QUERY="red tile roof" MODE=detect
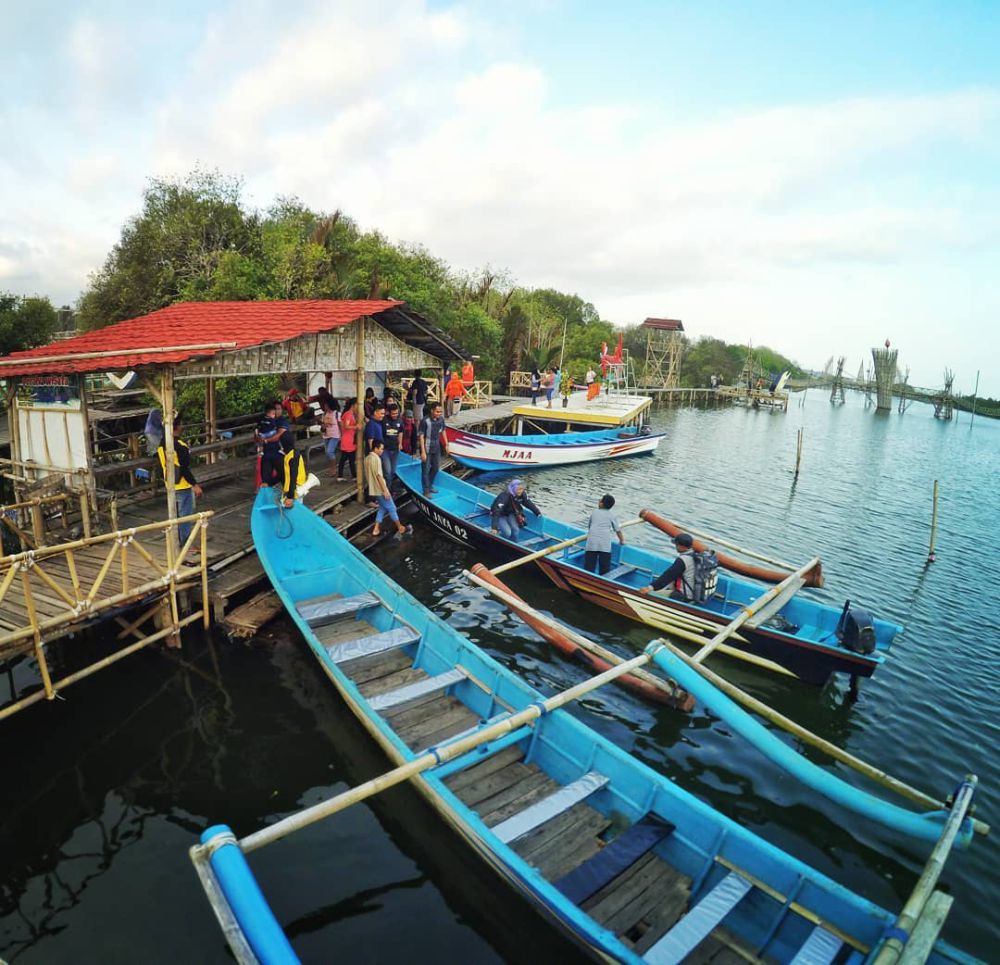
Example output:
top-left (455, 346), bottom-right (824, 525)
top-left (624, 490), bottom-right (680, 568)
top-left (641, 317), bottom-right (684, 332)
top-left (0, 300), bottom-right (402, 376)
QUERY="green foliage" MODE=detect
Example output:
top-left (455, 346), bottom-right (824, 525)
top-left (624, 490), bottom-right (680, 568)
top-left (0, 292), bottom-right (59, 355)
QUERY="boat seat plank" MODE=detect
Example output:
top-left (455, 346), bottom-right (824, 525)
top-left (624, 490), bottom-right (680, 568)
top-left (644, 872), bottom-right (752, 964)
top-left (329, 626), bottom-right (420, 664)
top-left (455, 761), bottom-right (537, 808)
top-left (314, 618), bottom-right (379, 648)
top-left (358, 666), bottom-right (427, 698)
top-left (512, 803), bottom-right (611, 863)
top-left (492, 771), bottom-right (609, 844)
top-left (393, 698), bottom-right (478, 748)
top-left (790, 925), bottom-right (844, 965)
top-left (297, 591), bottom-right (379, 627)
top-left (520, 535), bottom-right (551, 548)
top-left (603, 563), bottom-right (638, 582)
top-left (555, 815), bottom-right (674, 905)
top-left (527, 818), bottom-right (606, 883)
top-left (675, 933), bottom-right (749, 964)
top-left (386, 693), bottom-right (467, 734)
top-left (367, 668), bottom-right (466, 712)
top-left (479, 773), bottom-right (560, 827)
top-left (443, 745), bottom-right (525, 794)
top-left (342, 649), bottom-right (413, 686)
top-left (465, 509), bottom-right (491, 520)
top-left (585, 853), bottom-right (687, 933)
top-left (744, 577), bottom-right (806, 629)
top-left (411, 711), bottom-right (484, 754)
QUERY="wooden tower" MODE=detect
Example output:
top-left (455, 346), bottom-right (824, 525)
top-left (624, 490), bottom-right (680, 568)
top-left (830, 356), bottom-right (846, 405)
top-left (871, 341), bottom-right (897, 411)
top-left (639, 318), bottom-right (684, 388)
top-left (933, 369), bottom-right (955, 420)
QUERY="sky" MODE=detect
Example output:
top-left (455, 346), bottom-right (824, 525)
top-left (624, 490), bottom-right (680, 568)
top-left (1, 0), bottom-right (998, 395)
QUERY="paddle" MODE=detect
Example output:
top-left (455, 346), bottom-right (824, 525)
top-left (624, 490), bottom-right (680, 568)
top-left (490, 518), bottom-right (645, 576)
top-left (238, 651), bottom-right (653, 855)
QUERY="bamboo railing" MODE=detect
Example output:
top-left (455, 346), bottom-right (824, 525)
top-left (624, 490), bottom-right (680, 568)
top-left (0, 510), bottom-right (213, 722)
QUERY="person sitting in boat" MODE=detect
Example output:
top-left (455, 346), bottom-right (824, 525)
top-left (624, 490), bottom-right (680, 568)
top-left (584, 494), bottom-right (625, 575)
top-left (490, 480), bottom-right (542, 542)
top-left (639, 532), bottom-right (697, 599)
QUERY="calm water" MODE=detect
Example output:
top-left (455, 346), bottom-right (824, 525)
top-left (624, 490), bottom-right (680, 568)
top-left (2, 392), bottom-right (998, 961)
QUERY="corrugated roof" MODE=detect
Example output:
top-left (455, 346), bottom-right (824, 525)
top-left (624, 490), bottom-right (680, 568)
top-left (641, 317), bottom-right (684, 332)
top-left (0, 300), bottom-right (404, 376)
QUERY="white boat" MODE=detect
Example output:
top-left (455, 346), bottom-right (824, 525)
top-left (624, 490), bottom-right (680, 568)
top-left (446, 425), bottom-right (664, 471)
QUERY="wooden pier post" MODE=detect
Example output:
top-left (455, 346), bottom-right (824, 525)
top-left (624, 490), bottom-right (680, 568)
top-left (927, 480), bottom-right (939, 563)
top-left (794, 428), bottom-right (803, 478)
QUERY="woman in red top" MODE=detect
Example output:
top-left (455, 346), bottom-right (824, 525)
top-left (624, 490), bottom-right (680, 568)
top-left (337, 398), bottom-right (358, 480)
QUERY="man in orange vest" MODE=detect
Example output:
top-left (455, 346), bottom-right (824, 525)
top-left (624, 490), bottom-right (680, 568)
top-left (462, 359), bottom-right (474, 387)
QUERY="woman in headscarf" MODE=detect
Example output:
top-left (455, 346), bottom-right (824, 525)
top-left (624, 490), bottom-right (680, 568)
top-left (489, 479), bottom-right (542, 542)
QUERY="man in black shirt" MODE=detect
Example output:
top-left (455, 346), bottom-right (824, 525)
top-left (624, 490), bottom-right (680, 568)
top-left (640, 533), bottom-right (696, 599)
top-left (381, 400), bottom-right (403, 489)
top-left (406, 369), bottom-right (429, 426)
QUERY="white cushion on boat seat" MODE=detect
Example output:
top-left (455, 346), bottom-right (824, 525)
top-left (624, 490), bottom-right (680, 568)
top-left (329, 626), bottom-right (420, 664)
top-left (789, 925), bottom-right (843, 965)
top-left (603, 563), bottom-right (637, 581)
top-left (492, 771), bottom-right (609, 844)
top-left (297, 591), bottom-right (379, 627)
top-left (645, 871), bottom-right (752, 964)
top-left (367, 668), bottom-right (466, 712)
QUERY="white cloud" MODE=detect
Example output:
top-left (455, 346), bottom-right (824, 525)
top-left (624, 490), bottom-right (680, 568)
top-left (1, 1), bottom-right (998, 391)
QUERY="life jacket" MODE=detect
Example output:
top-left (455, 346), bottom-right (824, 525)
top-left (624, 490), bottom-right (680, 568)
top-left (677, 550), bottom-right (719, 603)
top-left (282, 449), bottom-right (307, 498)
top-left (157, 439), bottom-right (192, 490)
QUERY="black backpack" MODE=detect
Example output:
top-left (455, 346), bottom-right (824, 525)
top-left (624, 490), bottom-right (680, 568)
top-left (689, 550), bottom-right (719, 603)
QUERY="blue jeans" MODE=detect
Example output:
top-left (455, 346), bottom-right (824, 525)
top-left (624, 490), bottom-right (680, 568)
top-left (382, 449), bottom-right (399, 488)
top-left (497, 515), bottom-right (521, 541)
top-left (375, 495), bottom-right (399, 525)
top-left (176, 487), bottom-right (195, 546)
top-left (421, 450), bottom-right (441, 492)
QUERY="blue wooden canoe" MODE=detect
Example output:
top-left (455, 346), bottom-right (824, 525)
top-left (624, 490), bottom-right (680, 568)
top-left (396, 455), bottom-right (901, 686)
top-left (446, 425), bottom-right (664, 471)
top-left (189, 489), bottom-right (978, 964)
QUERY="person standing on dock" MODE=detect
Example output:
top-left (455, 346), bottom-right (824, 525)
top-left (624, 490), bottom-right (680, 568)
top-left (157, 417), bottom-right (202, 547)
top-left (530, 368), bottom-right (541, 405)
top-left (281, 437), bottom-right (307, 508)
top-left (365, 401), bottom-right (385, 452)
top-left (584, 494), bottom-right (625, 575)
top-left (639, 533), bottom-right (696, 599)
top-left (319, 396), bottom-right (341, 476)
top-left (366, 440), bottom-right (411, 539)
top-left (337, 398), bottom-right (358, 481)
top-left (382, 400), bottom-right (403, 489)
top-left (542, 368), bottom-right (555, 408)
top-left (462, 358), bottom-right (475, 390)
top-left (445, 370), bottom-right (469, 416)
top-left (418, 402), bottom-right (449, 496)
top-left (406, 370), bottom-right (429, 426)
top-left (490, 479), bottom-right (542, 542)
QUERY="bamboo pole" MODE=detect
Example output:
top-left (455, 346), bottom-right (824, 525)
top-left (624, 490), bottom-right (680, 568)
top-left (200, 518), bottom-right (210, 629)
top-left (240, 651), bottom-right (654, 854)
top-left (0, 610), bottom-right (205, 722)
top-left (490, 518), bottom-right (645, 576)
top-left (690, 557), bottom-right (821, 664)
top-left (64, 547), bottom-right (81, 601)
top-left (0, 342), bottom-right (237, 368)
top-left (205, 377), bottom-right (217, 465)
top-left (355, 316), bottom-right (366, 505)
top-left (927, 480), bottom-right (939, 563)
top-left (29, 500), bottom-right (44, 546)
top-left (161, 368), bottom-right (179, 558)
top-left (464, 567), bottom-right (688, 705)
top-left (19, 566), bottom-right (55, 700)
top-left (654, 638), bottom-right (989, 835)
top-left (79, 489), bottom-right (92, 540)
top-left (794, 427), bottom-right (803, 478)
top-left (872, 777), bottom-right (978, 965)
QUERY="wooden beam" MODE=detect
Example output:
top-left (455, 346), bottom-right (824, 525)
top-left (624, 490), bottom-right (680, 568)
top-left (355, 314), bottom-right (365, 504)
top-left (161, 368), bottom-right (179, 558)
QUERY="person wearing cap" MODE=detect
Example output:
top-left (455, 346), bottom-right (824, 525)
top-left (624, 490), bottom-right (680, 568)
top-left (640, 533), bottom-right (697, 599)
top-left (490, 479), bottom-right (542, 542)
top-left (584, 494), bottom-right (625, 575)
top-left (381, 400), bottom-right (403, 488)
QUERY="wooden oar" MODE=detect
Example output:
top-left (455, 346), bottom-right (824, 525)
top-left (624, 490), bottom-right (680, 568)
top-left (489, 517), bottom-right (645, 576)
top-left (465, 566), bottom-right (692, 709)
top-left (653, 637), bottom-right (989, 835)
top-left (239, 651), bottom-right (653, 854)
top-left (690, 557), bottom-right (820, 664)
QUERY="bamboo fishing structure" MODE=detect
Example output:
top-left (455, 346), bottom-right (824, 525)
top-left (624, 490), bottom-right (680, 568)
top-left (794, 427), bottom-right (803, 478)
top-left (927, 480), bottom-right (939, 563)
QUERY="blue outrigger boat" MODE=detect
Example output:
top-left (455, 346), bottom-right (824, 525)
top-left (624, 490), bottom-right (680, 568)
top-left (189, 490), bottom-right (979, 963)
top-left (396, 457), bottom-right (901, 686)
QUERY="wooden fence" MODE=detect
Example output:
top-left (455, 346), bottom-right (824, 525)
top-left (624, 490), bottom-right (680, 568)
top-left (0, 510), bottom-right (213, 722)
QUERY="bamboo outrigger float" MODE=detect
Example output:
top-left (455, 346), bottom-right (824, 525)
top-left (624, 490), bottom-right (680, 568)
top-left (189, 491), bottom-right (984, 964)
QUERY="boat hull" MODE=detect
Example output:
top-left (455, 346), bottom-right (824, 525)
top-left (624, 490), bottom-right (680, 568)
top-left (397, 457), bottom-right (898, 686)
top-left (446, 426), bottom-right (663, 471)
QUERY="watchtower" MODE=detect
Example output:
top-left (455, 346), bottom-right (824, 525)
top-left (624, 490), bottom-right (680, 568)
top-left (871, 342), bottom-right (898, 412)
top-left (933, 369), bottom-right (955, 420)
top-left (639, 318), bottom-right (684, 388)
top-left (830, 356), bottom-right (846, 405)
